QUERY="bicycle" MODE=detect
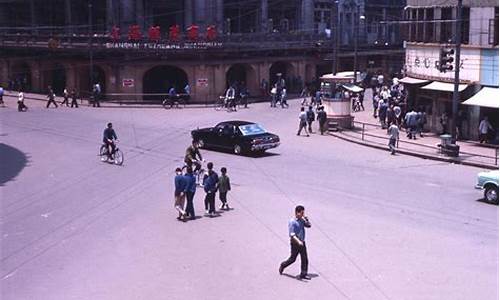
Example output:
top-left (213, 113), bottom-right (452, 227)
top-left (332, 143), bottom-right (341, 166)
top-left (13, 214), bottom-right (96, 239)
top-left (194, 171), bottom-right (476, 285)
top-left (182, 160), bottom-right (206, 187)
top-left (99, 141), bottom-right (124, 165)
top-left (162, 95), bottom-right (185, 109)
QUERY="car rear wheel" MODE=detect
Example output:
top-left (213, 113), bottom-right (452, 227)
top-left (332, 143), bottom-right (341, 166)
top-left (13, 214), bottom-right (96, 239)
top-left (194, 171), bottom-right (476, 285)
top-left (484, 185), bottom-right (498, 204)
top-left (234, 144), bottom-right (242, 155)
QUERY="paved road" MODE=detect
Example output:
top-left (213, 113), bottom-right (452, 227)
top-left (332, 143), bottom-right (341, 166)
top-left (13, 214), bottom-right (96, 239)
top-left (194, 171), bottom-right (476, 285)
top-left (1, 100), bottom-right (498, 300)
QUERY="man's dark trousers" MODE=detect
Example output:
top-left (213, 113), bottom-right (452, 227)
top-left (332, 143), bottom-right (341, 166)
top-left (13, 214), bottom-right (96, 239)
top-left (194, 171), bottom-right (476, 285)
top-left (204, 192), bottom-right (216, 213)
top-left (185, 191), bottom-right (195, 217)
top-left (46, 99), bottom-right (58, 108)
top-left (280, 241), bottom-right (308, 276)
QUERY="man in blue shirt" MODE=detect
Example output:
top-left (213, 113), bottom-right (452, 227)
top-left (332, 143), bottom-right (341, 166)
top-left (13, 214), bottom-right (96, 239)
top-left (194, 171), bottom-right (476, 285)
top-left (279, 205), bottom-right (312, 280)
top-left (174, 167), bottom-right (188, 221)
top-left (184, 166), bottom-right (197, 220)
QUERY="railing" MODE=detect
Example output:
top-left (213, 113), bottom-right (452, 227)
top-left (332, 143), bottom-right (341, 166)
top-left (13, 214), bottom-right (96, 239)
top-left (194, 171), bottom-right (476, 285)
top-left (348, 120), bottom-right (499, 167)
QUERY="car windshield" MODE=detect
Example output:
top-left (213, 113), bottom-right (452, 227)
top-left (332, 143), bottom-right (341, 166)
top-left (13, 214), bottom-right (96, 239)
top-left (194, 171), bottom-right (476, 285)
top-left (238, 124), bottom-right (267, 136)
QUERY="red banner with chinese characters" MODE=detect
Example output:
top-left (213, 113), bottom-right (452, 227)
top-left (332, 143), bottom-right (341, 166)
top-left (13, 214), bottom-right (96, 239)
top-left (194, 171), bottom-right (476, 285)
top-left (187, 24), bottom-right (199, 41)
top-left (128, 25), bottom-right (142, 41)
top-left (148, 26), bottom-right (161, 42)
top-left (206, 25), bottom-right (217, 41)
top-left (110, 26), bottom-right (120, 41)
top-left (169, 25), bottom-right (180, 41)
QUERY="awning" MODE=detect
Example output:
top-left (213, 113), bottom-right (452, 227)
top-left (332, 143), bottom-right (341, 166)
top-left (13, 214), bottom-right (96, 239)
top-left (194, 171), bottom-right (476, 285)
top-left (399, 77), bottom-right (430, 85)
top-left (342, 84), bottom-right (364, 93)
top-left (462, 87), bottom-right (499, 109)
top-left (421, 81), bottom-right (468, 92)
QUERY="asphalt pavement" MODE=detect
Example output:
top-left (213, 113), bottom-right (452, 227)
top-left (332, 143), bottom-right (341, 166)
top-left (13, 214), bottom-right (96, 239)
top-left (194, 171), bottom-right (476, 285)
top-left (1, 98), bottom-right (498, 300)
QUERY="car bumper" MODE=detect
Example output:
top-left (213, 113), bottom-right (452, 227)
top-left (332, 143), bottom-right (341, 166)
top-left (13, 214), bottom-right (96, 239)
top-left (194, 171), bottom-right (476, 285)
top-left (251, 142), bottom-right (280, 151)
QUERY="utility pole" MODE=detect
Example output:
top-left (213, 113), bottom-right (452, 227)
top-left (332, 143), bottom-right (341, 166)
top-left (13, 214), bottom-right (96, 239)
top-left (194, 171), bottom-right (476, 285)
top-left (353, 4), bottom-right (359, 83)
top-left (451, 0), bottom-right (462, 144)
top-left (331, 0), bottom-right (339, 75)
top-left (88, 0), bottom-right (94, 96)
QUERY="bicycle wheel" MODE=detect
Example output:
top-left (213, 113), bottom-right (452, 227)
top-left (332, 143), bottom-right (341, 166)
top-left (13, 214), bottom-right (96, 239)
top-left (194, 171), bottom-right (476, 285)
top-left (162, 99), bottom-right (171, 109)
top-left (214, 100), bottom-right (223, 111)
top-left (113, 149), bottom-right (124, 165)
top-left (99, 145), bottom-right (108, 162)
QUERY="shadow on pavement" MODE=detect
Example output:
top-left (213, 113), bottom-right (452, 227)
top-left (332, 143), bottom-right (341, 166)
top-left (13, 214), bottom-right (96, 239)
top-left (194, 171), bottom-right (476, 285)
top-left (0, 143), bottom-right (29, 186)
top-left (476, 198), bottom-right (499, 206)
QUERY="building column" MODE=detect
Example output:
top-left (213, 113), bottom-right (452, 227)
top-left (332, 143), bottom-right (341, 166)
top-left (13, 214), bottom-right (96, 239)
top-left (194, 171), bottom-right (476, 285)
top-left (185, 0), bottom-right (193, 27)
top-left (301, 0), bottom-right (314, 33)
top-left (194, 0), bottom-right (206, 30)
top-left (30, 0), bottom-right (37, 34)
top-left (136, 0), bottom-right (145, 30)
top-left (106, 0), bottom-right (117, 29)
top-left (120, 0), bottom-right (135, 29)
top-left (260, 0), bottom-right (268, 33)
top-left (65, 0), bottom-right (72, 34)
top-left (216, 0), bottom-right (224, 33)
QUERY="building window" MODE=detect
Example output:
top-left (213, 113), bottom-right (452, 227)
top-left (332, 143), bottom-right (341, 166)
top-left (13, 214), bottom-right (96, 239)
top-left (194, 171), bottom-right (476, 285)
top-left (424, 8), bottom-right (434, 43)
top-left (416, 8), bottom-right (424, 42)
top-left (461, 7), bottom-right (470, 44)
top-left (489, 7), bottom-right (499, 45)
top-left (440, 7), bottom-right (453, 44)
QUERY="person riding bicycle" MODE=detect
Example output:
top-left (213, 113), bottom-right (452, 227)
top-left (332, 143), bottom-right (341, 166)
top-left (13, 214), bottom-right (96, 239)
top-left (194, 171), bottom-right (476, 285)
top-left (184, 140), bottom-right (203, 172)
top-left (103, 122), bottom-right (118, 160)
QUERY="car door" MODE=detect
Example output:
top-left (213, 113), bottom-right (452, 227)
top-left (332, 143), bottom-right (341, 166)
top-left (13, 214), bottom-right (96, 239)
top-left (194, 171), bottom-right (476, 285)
top-left (218, 124), bottom-right (235, 149)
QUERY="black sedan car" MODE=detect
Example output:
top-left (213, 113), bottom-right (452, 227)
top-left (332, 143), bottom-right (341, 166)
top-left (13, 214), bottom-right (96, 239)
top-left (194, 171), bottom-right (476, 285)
top-left (191, 121), bottom-right (280, 154)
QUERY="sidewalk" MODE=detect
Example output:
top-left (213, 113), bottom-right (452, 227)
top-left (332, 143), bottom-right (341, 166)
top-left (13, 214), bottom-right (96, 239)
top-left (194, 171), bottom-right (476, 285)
top-left (331, 106), bottom-right (499, 170)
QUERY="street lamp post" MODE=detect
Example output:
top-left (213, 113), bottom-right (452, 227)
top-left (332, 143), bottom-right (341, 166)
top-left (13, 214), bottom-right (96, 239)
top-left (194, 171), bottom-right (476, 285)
top-left (451, 0), bottom-right (462, 144)
top-left (353, 5), bottom-right (365, 84)
top-left (332, 0), bottom-right (339, 75)
top-left (88, 0), bottom-right (94, 96)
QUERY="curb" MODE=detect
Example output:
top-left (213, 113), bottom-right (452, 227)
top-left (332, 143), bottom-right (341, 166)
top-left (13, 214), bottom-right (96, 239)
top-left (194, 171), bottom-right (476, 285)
top-left (330, 131), bottom-right (498, 170)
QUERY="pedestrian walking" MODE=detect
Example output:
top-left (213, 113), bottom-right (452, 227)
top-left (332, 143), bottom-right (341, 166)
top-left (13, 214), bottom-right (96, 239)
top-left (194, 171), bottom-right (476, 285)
top-left (387, 122), bottom-right (399, 155)
top-left (317, 106), bottom-right (327, 135)
top-left (417, 108), bottom-right (427, 138)
top-left (372, 93), bottom-right (380, 118)
top-left (218, 167), bottom-right (231, 210)
top-left (306, 106), bottom-right (315, 133)
top-left (440, 112), bottom-right (449, 134)
top-left (61, 88), bottom-right (70, 106)
top-left (378, 100), bottom-right (388, 128)
top-left (184, 166), bottom-right (197, 220)
top-left (0, 86), bottom-right (5, 107)
top-left (297, 107), bottom-right (309, 137)
top-left (405, 108), bottom-right (418, 139)
top-left (279, 205), bottom-right (312, 280)
top-left (70, 89), bottom-right (79, 108)
top-left (479, 116), bottom-right (494, 144)
top-left (46, 87), bottom-right (58, 108)
top-left (92, 83), bottom-right (101, 107)
top-left (17, 91), bottom-right (27, 111)
top-left (203, 162), bottom-right (219, 217)
top-left (174, 167), bottom-right (188, 221)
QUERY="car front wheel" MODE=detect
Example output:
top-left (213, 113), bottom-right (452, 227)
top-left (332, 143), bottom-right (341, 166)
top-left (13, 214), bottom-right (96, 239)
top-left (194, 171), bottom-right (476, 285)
top-left (234, 144), bottom-right (242, 155)
top-left (484, 185), bottom-right (499, 204)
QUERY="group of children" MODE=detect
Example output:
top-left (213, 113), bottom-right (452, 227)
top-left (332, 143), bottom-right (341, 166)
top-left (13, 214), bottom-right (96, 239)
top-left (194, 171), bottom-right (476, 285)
top-left (173, 162), bottom-right (232, 221)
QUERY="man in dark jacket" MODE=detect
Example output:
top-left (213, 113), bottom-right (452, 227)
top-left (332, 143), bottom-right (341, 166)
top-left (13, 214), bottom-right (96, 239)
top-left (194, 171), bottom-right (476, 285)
top-left (317, 106), bottom-right (327, 135)
top-left (184, 167), bottom-right (197, 220)
top-left (203, 162), bottom-right (219, 217)
top-left (306, 106), bottom-right (315, 134)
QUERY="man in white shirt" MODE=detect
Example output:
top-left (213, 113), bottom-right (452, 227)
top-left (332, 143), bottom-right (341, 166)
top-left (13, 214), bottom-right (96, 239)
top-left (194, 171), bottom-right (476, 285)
top-left (479, 116), bottom-right (494, 143)
top-left (387, 122), bottom-right (399, 155)
top-left (297, 107), bottom-right (309, 137)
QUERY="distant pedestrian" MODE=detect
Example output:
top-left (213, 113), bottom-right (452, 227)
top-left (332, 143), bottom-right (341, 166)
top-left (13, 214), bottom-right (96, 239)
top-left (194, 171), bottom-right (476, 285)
top-left (306, 106), bottom-right (315, 133)
top-left (387, 122), bottom-right (399, 155)
top-left (17, 91), bottom-right (27, 111)
top-left (0, 86), bottom-right (4, 107)
top-left (279, 205), bottom-right (312, 280)
top-left (440, 112), bottom-right (449, 135)
top-left (417, 109), bottom-right (427, 138)
top-left (372, 94), bottom-right (380, 118)
top-left (479, 116), bottom-right (494, 144)
top-left (174, 167), bottom-right (188, 221)
top-left (92, 83), bottom-right (101, 107)
top-left (317, 106), bottom-right (327, 135)
top-left (203, 162), bottom-right (219, 217)
top-left (184, 166), bottom-right (197, 220)
top-left (405, 108), bottom-right (418, 139)
top-left (378, 100), bottom-right (388, 128)
top-left (61, 88), bottom-right (69, 106)
top-left (218, 167), bottom-right (231, 210)
top-left (297, 107), bottom-right (309, 137)
top-left (46, 88), bottom-right (58, 108)
top-left (70, 89), bottom-right (79, 108)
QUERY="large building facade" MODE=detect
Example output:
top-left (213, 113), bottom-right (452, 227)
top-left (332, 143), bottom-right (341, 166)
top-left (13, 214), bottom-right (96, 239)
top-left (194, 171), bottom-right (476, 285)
top-left (0, 0), bottom-right (406, 102)
top-left (402, 0), bottom-right (499, 140)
